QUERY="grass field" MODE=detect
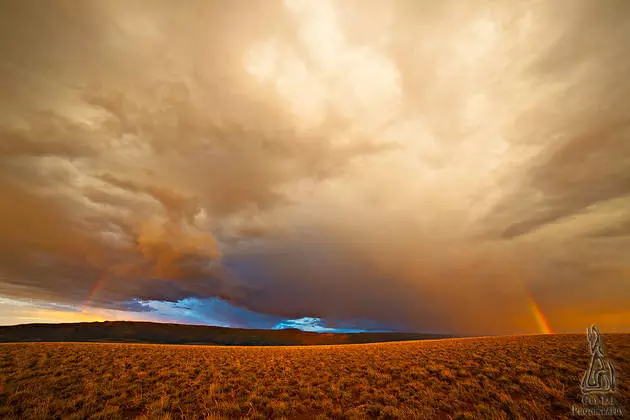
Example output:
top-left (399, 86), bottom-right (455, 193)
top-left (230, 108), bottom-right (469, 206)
top-left (1, 334), bottom-right (628, 419)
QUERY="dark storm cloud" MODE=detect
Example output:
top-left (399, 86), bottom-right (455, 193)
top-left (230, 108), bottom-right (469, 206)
top-left (0, 0), bottom-right (387, 312)
top-left (0, 0), bottom-right (629, 334)
top-left (475, 1), bottom-right (630, 239)
top-left (588, 219), bottom-right (630, 238)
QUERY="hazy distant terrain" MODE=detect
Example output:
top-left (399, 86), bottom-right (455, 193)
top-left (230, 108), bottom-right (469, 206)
top-left (1, 334), bottom-right (628, 419)
top-left (0, 321), bottom-right (451, 346)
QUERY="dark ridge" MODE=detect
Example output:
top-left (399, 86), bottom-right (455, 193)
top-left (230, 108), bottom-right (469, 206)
top-left (0, 321), bottom-right (453, 346)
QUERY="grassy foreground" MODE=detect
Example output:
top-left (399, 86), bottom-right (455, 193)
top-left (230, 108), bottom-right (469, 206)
top-left (1, 334), bottom-right (628, 419)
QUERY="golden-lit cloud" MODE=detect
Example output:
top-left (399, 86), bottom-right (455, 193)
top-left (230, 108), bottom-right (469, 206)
top-left (0, 0), bottom-right (629, 334)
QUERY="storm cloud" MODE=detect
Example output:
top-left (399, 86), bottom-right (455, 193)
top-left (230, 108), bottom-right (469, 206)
top-left (0, 0), bottom-right (629, 334)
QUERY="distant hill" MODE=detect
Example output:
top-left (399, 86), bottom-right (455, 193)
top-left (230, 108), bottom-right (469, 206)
top-left (0, 321), bottom-right (452, 346)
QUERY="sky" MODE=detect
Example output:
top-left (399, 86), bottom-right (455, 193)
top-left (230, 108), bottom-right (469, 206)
top-left (0, 0), bottom-right (629, 335)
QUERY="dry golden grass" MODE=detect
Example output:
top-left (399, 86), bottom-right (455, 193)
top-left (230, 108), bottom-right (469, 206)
top-left (1, 334), bottom-right (628, 419)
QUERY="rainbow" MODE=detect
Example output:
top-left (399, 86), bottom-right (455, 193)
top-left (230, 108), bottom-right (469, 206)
top-left (82, 270), bottom-right (108, 312)
top-left (529, 296), bottom-right (552, 334)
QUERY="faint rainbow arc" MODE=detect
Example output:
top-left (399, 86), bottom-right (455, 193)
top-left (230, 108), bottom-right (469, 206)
top-left (82, 270), bottom-right (108, 312)
top-left (528, 295), bottom-right (552, 335)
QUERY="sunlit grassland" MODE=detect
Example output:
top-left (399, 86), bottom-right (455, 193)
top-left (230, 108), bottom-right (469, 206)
top-left (1, 334), bottom-right (628, 419)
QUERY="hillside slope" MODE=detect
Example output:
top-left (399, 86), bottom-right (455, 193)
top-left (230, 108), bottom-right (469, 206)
top-left (0, 321), bottom-right (451, 346)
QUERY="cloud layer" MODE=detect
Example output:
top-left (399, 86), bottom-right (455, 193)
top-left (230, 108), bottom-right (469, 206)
top-left (1, 0), bottom-right (629, 334)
